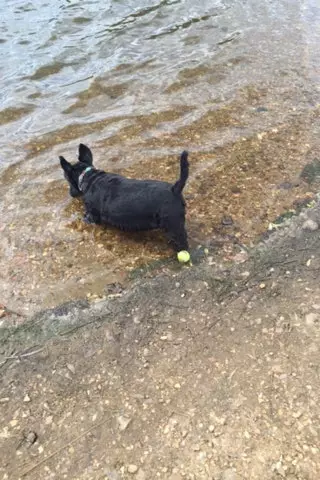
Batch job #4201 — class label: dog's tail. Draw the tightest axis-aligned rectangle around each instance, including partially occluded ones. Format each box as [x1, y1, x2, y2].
[172, 151, 189, 195]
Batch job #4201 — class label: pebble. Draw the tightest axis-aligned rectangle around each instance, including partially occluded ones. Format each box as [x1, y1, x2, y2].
[67, 364, 75, 374]
[24, 431, 38, 447]
[23, 394, 31, 403]
[305, 313, 318, 326]
[45, 416, 53, 425]
[169, 475, 183, 480]
[136, 469, 146, 480]
[302, 219, 318, 231]
[128, 464, 138, 474]
[221, 468, 239, 480]
[117, 416, 132, 431]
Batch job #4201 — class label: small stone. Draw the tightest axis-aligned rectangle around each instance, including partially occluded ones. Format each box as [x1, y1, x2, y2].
[117, 416, 132, 431]
[221, 468, 239, 480]
[67, 364, 75, 374]
[259, 283, 266, 289]
[128, 464, 138, 474]
[24, 431, 38, 447]
[23, 394, 31, 403]
[136, 469, 146, 480]
[232, 251, 249, 263]
[45, 416, 53, 425]
[302, 219, 318, 231]
[273, 461, 286, 477]
[221, 215, 234, 226]
[174, 383, 181, 389]
[208, 425, 215, 433]
[240, 271, 250, 278]
[292, 411, 303, 419]
[305, 312, 319, 326]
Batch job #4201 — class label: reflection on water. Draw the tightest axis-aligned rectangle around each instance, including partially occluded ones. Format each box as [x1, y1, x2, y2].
[0, 0, 319, 314]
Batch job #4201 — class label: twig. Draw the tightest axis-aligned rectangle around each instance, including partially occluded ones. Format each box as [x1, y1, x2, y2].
[162, 301, 189, 310]
[59, 314, 110, 336]
[270, 259, 297, 267]
[0, 347, 44, 369]
[1, 306, 27, 318]
[4, 347, 45, 361]
[20, 415, 113, 477]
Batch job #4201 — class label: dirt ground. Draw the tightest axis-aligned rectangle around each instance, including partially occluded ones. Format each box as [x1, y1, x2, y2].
[1, 200, 320, 480]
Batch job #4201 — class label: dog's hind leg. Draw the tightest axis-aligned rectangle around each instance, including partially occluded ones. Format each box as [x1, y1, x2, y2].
[83, 206, 101, 225]
[83, 212, 96, 224]
[164, 217, 189, 252]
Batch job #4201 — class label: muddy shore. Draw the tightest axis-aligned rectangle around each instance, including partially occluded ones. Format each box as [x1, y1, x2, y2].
[1, 193, 320, 480]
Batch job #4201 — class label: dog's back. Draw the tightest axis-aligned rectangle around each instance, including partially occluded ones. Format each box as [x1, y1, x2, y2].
[85, 174, 184, 231]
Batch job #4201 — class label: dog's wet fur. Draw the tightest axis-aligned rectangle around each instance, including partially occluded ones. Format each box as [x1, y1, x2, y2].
[60, 144, 189, 252]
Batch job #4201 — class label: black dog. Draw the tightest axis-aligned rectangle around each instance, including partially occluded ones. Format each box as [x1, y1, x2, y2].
[60, 144, 189, 252]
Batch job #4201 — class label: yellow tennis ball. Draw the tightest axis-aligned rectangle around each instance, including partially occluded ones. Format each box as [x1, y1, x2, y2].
[177, 250, 190, 263]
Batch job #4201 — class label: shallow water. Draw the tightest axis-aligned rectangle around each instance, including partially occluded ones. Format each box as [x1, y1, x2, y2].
[0, 0, 320, 315]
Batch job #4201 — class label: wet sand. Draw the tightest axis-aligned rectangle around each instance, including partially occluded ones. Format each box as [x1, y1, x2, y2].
[0, 0, 320, 315]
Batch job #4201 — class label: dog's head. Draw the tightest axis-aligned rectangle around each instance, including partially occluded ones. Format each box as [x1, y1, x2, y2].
[59, 144, 93, 197]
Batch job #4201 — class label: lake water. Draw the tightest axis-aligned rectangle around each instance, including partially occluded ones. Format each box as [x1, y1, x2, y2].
[0, 0, 319, 315]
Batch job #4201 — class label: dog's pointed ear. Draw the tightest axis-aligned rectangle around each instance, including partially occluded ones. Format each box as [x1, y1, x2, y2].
[59, 156, 72, 173]
[78, 144, 93, 165]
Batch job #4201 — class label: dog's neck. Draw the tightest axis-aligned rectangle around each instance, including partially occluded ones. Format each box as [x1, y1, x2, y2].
[78, 167, 93, 191]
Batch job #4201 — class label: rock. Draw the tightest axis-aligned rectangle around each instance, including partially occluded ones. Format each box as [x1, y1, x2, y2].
[117, 415, 132, 431]
[232, 251, 249, 264]
[23, 431, 38, 447]
[67, 364, 75, 374]
[23, 394, 31, 403]
[136, 469, 146, 480]
[305, 312, 319, 326]
[302, 219, 318, 231]
[221, 469, 239, 480]
[127, 464, 138, 474]
[169, 474, 183, 480]
[45, 416, 53, 425]
[300, 159, 320, 184]
[272, 461, 286, 477]
[277, 181, 295, 190]
[256, 106, 268, 112]
[221, 216, 234, 226]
